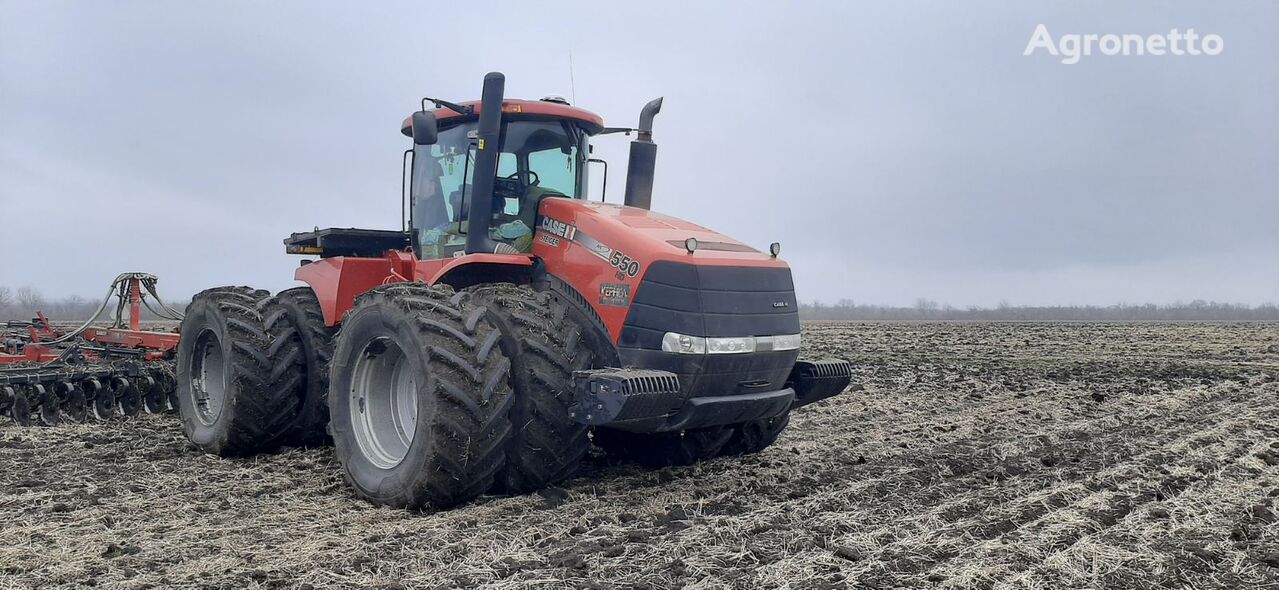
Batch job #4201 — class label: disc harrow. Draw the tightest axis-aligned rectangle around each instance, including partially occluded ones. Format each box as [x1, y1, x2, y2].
[0, 273, 181, 427]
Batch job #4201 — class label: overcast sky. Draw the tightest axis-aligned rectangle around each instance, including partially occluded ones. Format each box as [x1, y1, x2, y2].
[1, 1, 1275, 307]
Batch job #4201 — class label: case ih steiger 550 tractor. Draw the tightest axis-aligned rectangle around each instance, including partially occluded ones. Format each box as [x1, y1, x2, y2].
[176, 72, 852, 509]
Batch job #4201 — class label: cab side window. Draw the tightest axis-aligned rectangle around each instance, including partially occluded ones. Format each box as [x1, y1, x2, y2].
[528, 147, 578, 197]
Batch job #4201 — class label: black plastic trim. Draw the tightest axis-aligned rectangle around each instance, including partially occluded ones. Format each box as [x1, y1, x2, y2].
[620, 261, 801, 350]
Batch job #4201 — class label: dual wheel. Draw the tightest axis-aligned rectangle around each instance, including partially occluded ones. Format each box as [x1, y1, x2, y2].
[176, 281, 792, 509]
[176, 286, 334, 456]
[329, 283, 599, 507]
[176, 282, 594, 509]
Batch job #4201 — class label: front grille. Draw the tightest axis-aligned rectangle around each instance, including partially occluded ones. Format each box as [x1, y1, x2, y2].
[619, 261, 800, 350]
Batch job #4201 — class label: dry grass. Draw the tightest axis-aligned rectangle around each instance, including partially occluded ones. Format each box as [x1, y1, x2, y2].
[2, 322, 1278, 589]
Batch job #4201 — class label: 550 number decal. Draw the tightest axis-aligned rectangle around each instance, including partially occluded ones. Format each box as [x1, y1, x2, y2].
[609, 251, 641, 278]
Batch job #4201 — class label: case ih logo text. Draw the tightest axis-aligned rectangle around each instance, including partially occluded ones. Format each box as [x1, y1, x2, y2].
[539, 217, 577, 240]
[1024, 24, 1223, 65]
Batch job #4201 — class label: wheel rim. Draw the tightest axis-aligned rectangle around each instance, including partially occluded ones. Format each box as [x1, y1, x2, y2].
[189, 329, 227, 427]
[350, 336, 418, 469]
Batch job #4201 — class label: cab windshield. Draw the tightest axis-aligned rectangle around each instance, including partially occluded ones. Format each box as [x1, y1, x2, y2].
[410, 119, 588, 258]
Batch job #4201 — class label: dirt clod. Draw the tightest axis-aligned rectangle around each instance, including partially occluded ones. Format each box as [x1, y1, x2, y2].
[100, 543, 141, 559]
[1248, 505, 1277, 523]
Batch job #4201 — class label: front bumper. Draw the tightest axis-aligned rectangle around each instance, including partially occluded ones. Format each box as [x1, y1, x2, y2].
[570, 358, 853, 433]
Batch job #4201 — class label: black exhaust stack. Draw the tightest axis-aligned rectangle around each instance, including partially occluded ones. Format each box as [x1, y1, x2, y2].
[622, 97, 663, 210]
[465, 72, 505, 255]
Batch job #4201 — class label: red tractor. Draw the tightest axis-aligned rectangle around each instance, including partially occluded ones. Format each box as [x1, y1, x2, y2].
[176, 72, 851, 509]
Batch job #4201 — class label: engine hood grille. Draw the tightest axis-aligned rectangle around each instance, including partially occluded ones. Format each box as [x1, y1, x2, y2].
[619, 261, 801, 350]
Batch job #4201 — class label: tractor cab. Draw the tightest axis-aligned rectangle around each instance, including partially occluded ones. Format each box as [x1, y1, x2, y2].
[402, 98, 604, 259]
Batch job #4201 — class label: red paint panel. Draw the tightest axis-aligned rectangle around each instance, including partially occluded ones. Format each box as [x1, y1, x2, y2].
[81, 328, 180, 352]
[295, 257, 401, 327]
[296, 252, 536, 327]
[400, 99, 605, 136]
[533, 198, 790, 343]
[0, 344, 59, 364]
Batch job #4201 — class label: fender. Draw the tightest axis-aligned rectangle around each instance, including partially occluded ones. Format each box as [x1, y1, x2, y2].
[295, 251, 534, 327]
[418, 253, 534, 288]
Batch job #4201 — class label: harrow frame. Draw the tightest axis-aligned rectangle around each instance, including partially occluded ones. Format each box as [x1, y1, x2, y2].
[0, 273, 182, 425]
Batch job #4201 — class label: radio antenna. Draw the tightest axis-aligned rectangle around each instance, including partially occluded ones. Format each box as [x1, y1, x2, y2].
[569, 50, 577, 104]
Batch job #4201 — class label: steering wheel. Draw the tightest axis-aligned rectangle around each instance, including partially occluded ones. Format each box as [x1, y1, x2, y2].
[503, 170, 539, 187]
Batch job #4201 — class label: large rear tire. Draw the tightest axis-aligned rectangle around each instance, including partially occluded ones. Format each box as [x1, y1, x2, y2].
[175, 287, 304, 456]
[723, 412, 791, 456]
[328, 283, 513, 509]
[263, 287, 336, 447]
[463, 284, 594, 494]
[593, 426, 734, 467]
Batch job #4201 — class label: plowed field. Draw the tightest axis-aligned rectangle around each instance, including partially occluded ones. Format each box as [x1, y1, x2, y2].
[3, 322, 1277, 589]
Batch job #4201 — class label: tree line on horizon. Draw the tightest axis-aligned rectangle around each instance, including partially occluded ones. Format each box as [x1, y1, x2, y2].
[0, 286, 181, 323]
[2, 285, 1277, 322]
[802, 298, 1279, 321]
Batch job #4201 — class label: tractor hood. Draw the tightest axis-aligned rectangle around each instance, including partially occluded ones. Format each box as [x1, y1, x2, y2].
[534, 199, 785, 268]
[531, 198, 796, 345]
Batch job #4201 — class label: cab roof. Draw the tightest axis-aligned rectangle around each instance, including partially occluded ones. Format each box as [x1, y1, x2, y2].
[400, 98, 605, 137]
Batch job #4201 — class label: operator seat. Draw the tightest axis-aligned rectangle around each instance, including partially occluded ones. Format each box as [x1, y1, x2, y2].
[518, 186, 567, 230]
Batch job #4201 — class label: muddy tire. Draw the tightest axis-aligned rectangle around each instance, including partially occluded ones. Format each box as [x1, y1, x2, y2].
[463, 284, 594, 494]
[723, 412, 791, 455]
[176, 286, 303, 456]
[329, 283, 513, 509]
[593, 426, 735, 467]
[264, 287, 336, 447]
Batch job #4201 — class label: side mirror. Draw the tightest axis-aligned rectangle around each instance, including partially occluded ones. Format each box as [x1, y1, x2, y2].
[411, 111, 438, 145]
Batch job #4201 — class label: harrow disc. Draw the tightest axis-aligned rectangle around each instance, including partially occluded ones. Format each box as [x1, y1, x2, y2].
[9, 391, 32, 426]
[33, 384, 62, 426]
[61, 383, 89, 423]
[148, 370, 178, 412]
[92, 379, 116, 420]
[115, 377, 142, 417]
[0, 385, 13, 415]
[140, 375, 167, 414]
[51, 381, 83, 423]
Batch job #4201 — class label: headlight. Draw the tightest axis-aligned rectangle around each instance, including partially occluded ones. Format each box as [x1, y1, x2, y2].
[706, 336, 756, 354]
[760, 333, 801, 351]
[661, 332, 705, 354]
[661, 332, 801, 354]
